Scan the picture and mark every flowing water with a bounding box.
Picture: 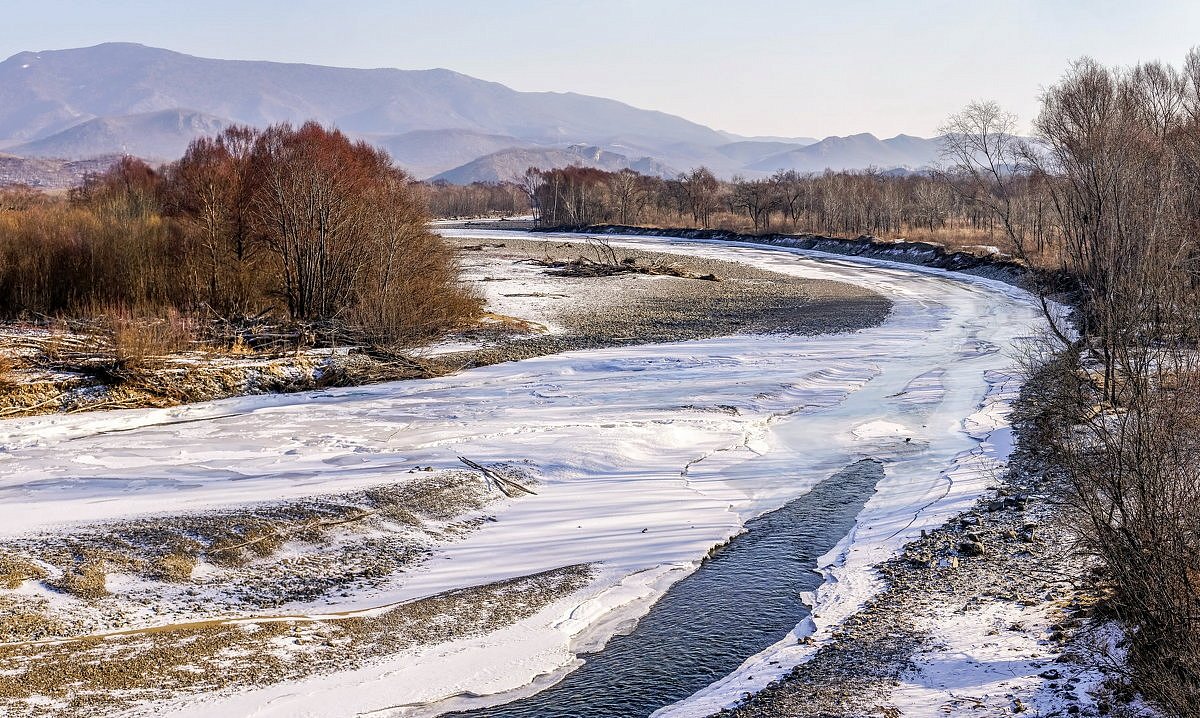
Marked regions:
[451,459,883,718]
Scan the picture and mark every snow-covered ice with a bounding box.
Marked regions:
[0,231,1048,716]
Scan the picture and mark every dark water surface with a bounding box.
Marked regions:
[449,459,883,718]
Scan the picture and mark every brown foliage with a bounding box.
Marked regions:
[424,180,526,218]
[0,123,480,347]
[1000,50,1200,716]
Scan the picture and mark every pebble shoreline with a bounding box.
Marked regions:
[443,236,893,366]
[713,379,1103,718]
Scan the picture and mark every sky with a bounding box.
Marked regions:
[2,0,1199,139]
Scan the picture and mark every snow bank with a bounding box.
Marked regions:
[0,230,1048,716]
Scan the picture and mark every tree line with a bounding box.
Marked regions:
[944,54,1200,716]
[421,164,1056,258]
[0,122,479,346]
[424,180,526,219]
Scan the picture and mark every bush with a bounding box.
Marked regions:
[0,124,481,347]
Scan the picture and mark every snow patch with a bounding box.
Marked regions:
[0,230,1050,716]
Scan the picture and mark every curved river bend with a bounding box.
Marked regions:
[0,231,1046,717]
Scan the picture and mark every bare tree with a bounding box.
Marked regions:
[680,167,719,228]
[607,169,648,225]
[519,167,544,222]
[938,101,1030,253]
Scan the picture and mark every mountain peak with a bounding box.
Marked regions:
[0,43,943,183]
[0,43,728,153]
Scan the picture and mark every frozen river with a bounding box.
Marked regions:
[0,231,1046,716]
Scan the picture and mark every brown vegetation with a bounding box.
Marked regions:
[464,163,1056,260]
[948,52,1200,716]
[0,554,46,590]
[48,562,109,600]
[424,180,526,218]
[0,123,481,350]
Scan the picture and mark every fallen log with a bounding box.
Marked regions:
[524,256,718,281]
[457,456,538,496]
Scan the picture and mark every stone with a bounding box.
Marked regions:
[959,540,986,557]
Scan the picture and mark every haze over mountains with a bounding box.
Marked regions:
[0,43,948,185]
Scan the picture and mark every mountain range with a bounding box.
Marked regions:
[0,43,948,185]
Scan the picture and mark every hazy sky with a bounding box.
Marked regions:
[3,0,1198,138]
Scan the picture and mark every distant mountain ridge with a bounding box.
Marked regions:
[0,43,948,183]
[433,145,675,184]
[748,133,946,173]
[8,109,231,161]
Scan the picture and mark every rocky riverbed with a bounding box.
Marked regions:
[713,377,1130,718]
[438,236,892,365]
[0,234,891,417]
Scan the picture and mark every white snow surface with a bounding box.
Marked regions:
[0,231,1048,716]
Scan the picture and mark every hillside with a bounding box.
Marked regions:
[0,44,948,182]
[8,109,230,161]
[750,133,946,173]
[0,154,123,189]
[0,43,724,151]
[364,129,534,179]
[433,145,674,184]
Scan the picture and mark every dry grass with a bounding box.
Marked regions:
[0,565,594,718]
[0,354,16,391]
[0,554,46,590]
[0,597,69,643]
[149,553,197,583]
[104,308,201,369]
[205,522,295,568]
[48,562,108,600]
[477,311,548,334]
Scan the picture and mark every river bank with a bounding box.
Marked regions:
[0,233,889,417]
[695,376,1111,718]
[0,231,1047,716]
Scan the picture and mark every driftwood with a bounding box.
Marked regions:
[457,456,538,497]
[526,255,718,281]
[0,394,65,417]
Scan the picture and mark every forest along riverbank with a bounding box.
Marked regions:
[0,233,888,417]
[0,232,1046,717]
[696,368,1106,718]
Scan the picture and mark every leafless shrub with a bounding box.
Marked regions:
[985,49,1200,716]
